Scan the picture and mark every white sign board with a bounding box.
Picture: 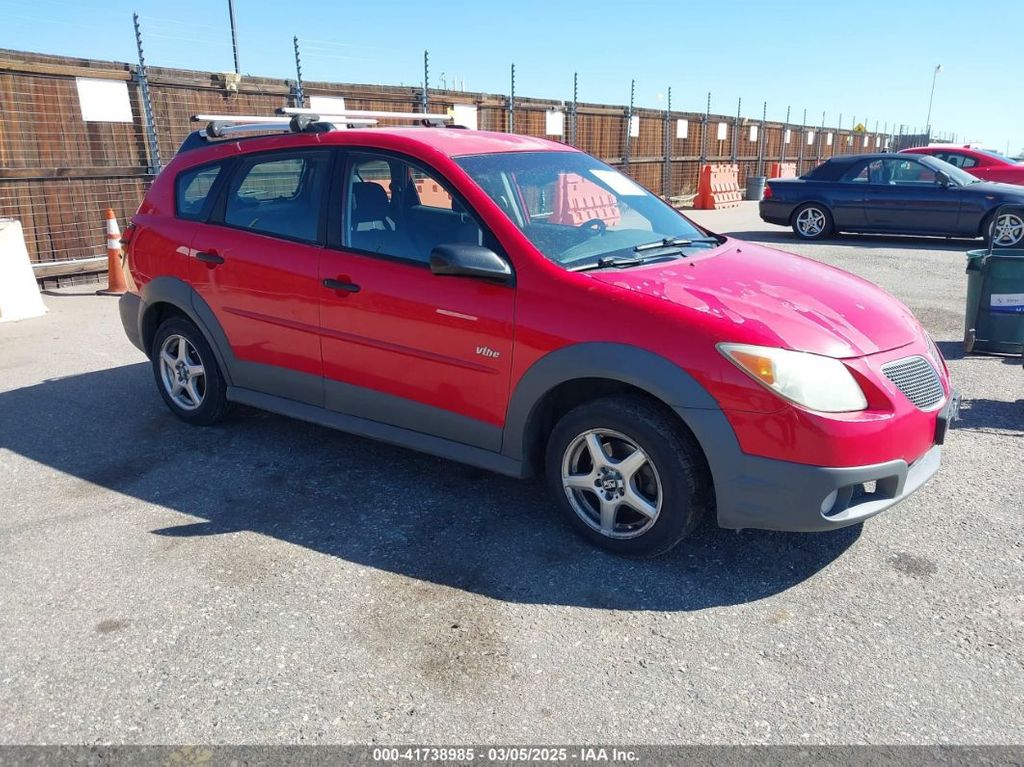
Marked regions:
[676,119,688,139]
[826,132,833,146]
[309,95,347,114]
[748,125,758,142]
[452,104,478,131]
[76,78,133,123]
[629,115,640,138]
[716,122,728,141]
[875,135,882,147]
[784,129,792,144]
[544,109,564,136]
[863,135,870,148]
[806,130,815,145]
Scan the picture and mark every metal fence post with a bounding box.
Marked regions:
[731,97,740,165]
[421,50,429,113]
[509,63,516,134]
[757,101,766,176]
[292,36,304,108]
[797,108,806,173]
[569,72,578,146]
[700,92,710,168]
[132,13,161,175]
[623,78,634,170]
[816,110,825,164]
[662,86,672,197]
[780,105,790,165]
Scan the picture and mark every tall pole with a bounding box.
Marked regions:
[227,0,240,75]
[662,86,672,197]
[293,36,304,108]
[569,72,578,146]
[925,64,942,138]
[421,51,429,113]
[757,100,766,176]
[623,78,635,170]
[731,97,740,165]
[700,91,710,167]
[509,63,516,134]
[133,12,160,175]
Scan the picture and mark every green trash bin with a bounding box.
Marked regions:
[964,205,1024,354]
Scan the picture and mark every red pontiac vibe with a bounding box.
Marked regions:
[118,116,958,556]
[901,145,1024,185]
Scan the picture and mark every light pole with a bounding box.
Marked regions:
[227,0,240,74]
[925,64,942,137]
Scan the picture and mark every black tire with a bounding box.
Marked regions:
[791,202,834,241]
[150,317,229,426]
[544,394,712,557]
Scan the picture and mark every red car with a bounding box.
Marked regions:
[118,112,957,556]
[901,145,1024,185]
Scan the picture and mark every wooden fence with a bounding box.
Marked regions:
[0,48,907,282]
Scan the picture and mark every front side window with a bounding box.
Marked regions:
[455,152,712,269]
[343,153,488,263]
[223,152,331,242]
[176,163,223,220]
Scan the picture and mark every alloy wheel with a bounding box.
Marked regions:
[796,206,827,237]
[993,213,1024,247]
[560,428,663,539]
[158,334,206,411]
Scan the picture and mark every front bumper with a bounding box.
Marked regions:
[678,406,946,532]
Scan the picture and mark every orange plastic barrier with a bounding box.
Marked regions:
[693,164,742,210]
[548,173,621,227]
[767,162,798,179]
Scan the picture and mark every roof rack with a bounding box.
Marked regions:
[177,106,456,154]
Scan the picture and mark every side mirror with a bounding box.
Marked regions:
[430,244,512,283]
[936,170,954,188]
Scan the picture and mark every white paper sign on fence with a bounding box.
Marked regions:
[309,95,347,114]
[545,109,564,136]
[76,78,133,123]
[452,104,478,131]
[629,115,640,138]
[716,122,727,141]
[785,129,792,144]
[749,125,758,142]
[806,131,815,145]
[676,119,688,139]
[827,132,833,146]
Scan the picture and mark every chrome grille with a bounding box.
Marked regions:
[881,356,944,410]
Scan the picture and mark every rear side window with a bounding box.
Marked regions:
[223,152,331,242]
[176,164,223,220]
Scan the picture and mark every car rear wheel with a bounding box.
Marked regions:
[792,203,834,240]
[544,394,711,557]
[151,317,229,426]
[991,211,1024,247]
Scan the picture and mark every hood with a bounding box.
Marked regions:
[589,240,923,358]
[966,180,1024,198]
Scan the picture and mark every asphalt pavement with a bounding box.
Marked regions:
[0,203,1021,745]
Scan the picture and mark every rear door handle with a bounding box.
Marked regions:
[323,278,361,293]
[195,251,225,265]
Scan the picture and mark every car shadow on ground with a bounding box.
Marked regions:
[722,230,978,253]
[0,363,861,611]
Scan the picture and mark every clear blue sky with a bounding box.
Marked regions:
[4,0,1022,153]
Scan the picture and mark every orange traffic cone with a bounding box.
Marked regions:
[96,208,127,296]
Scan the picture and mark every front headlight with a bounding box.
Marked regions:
[718,343,868,413]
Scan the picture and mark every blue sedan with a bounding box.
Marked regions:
[760,153,1024,246]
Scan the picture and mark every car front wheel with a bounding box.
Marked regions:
[792,203,834,240]
[991,211,1024,247]
[544,394,712,557]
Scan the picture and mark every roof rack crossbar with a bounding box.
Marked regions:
[277,107,451,127]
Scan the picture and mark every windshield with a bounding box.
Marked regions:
[455,151,715,269]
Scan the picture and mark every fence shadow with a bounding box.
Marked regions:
[0,363,860,611]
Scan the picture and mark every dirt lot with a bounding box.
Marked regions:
[1,202,1021,744]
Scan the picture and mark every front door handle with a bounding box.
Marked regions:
[323,278,361,293]
[195,251,225,265]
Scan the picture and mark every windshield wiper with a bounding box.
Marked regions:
[633,236,720,251]
[570,253,681,272]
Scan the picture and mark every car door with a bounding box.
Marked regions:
[318,150,515,451]
[829,158,870,229]
[863,157,961,234]
[189,149,332,404]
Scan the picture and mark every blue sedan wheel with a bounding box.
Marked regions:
[792,204,833,241]
[993,212,1024,247]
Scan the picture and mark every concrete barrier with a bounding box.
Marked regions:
[0,219,47,322]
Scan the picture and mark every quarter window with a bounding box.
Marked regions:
[224,152,331,242]
[175,163,223,220]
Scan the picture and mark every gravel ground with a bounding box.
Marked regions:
[0,203,1021,745]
